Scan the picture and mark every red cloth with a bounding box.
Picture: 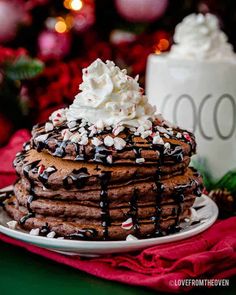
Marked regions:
[0,129,30,188]
[1,218,236,293]
[0,130,236,292]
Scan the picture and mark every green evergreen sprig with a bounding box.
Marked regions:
[4,56,44,81]
[192,158,236,195]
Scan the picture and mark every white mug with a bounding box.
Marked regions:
[146,54,236,180]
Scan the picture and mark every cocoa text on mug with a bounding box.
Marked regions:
[161,93,236,140]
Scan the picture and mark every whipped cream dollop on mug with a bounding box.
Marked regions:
[169,13,236,61]
[66,59,156,127]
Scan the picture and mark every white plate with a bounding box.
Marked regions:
[0,192,218,256]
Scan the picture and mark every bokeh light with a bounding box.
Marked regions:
[55,17,67,33]
[64,0,83,11]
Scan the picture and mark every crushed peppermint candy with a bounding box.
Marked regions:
[141,130,152,139]
[88,125,97,137]
[129,127,137,132]
[67,121,77,130]
[156,126,168,134]
[137,126,145,134]
[79,120,87,127]
[45,122,53,132]
[47,231,56,238]
[61,129,73,141]
[91,137,103,146]
[35,134,48,142]
[138,119,152,130]
[106,155,113,164]
[50,108,67,126]
[38,165,46,175]
[183,132,192,142]
[113,137,126,150]
[7,220,18,230]
[121,218,133,230]
[104,135,114,147]
[113,125,124,136]
[176,132,182,138]
[126,234,138,241]
[23,142,31,151]
[70,132,81,143]
[164,142,171,149]
[79,136,89,145]
[44,166,57,174]
[153,135,164,145]
[78,127,86,133]
[136,157,145,164]
[29,228,40,236]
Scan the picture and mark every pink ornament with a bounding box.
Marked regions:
[0,0,28,43]
[38,30,71,60]
[73,0,95,33]
[115,0,168,22]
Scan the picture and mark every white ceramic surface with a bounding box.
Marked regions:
[0,194,218,255]
[146,54,236,180]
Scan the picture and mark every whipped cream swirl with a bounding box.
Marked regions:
[170,13,236,61]
[66,59,156,127]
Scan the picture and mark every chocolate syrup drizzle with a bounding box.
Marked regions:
[65,228,98,240]
[128,188,140,236]
[23,160,41,213]
[99,171,111,240]
[63,168,89,189]
[0,190,14,207]
[39,223,50,236]
[38,166,57,188]
[20,160,57,224]
[152,144,165,237]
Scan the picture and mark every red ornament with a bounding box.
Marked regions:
[115,0,168,22]
[38,30,71,61]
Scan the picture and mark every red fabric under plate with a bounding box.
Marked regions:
[0,218,236,293]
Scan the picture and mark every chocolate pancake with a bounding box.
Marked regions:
[30,118,196,165]
[5,196,191,240]
[3,59,203,241]
[14,181,196,220]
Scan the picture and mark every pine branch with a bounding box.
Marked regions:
[5,56,44,81]
[215,170,236,195]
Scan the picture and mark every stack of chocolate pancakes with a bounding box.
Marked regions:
[4,116,202,241]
